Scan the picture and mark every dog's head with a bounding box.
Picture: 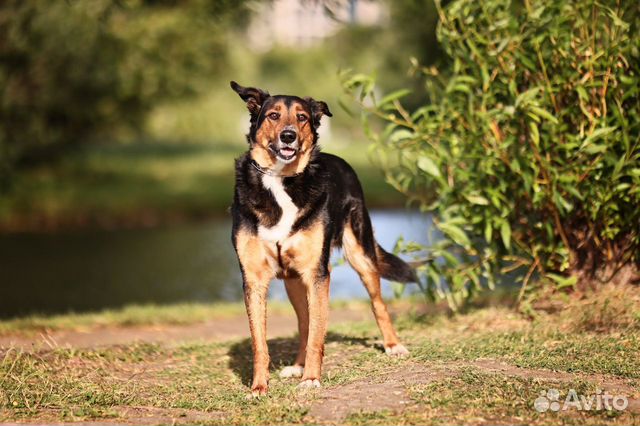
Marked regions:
[231,81,332,174]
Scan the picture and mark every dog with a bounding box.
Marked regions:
[230,81,417,396]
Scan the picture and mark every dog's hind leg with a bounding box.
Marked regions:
[280,277,308,378]
[343,221,409,356]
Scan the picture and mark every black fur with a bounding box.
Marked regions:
[231,122,417,284]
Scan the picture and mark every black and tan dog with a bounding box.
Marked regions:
[230,81,417,396]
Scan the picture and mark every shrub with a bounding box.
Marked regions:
[344,0,640,309]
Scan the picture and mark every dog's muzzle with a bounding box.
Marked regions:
[274,129,299,163]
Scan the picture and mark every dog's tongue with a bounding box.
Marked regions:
[280,148,296,156]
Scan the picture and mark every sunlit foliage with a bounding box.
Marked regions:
[344,0,640,309]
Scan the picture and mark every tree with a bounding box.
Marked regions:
[344,0,640,309]
[0,0,249,185]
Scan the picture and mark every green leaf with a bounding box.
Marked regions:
[417,156,442,178]
[439,222,471,248]
[389,129,414,143]
[500,221,512,250]
[603,6,630,29]
[576,86,589,102]
[466,194,490,205]
[484,222,493,243]
[447,83,472,95]
[584,144,608,154]
[546,273,578,289]
[529,122,540,146]
[529,106,559,124]
[581,126,617,150]
[379,89,411,106]
[515,87,540,107]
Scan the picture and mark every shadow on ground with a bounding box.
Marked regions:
[227,332,374,386]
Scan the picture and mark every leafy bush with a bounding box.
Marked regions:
[344,0,640,309]
[0,0,248,183]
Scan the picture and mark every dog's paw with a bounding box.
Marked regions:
[385,343,410,357]
[279,365,304,378]
[246,384,268,399]
[297,378,321,390]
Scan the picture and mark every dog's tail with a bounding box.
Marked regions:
[375,244,420,283]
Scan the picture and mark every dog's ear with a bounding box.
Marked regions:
[304,97,333,127]
[230,81,270,117]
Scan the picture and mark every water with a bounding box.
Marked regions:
[0,210,432,319]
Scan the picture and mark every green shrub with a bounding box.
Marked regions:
[344,0,640,309]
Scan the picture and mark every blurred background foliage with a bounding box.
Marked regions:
[2,0,637,311]
[0,0,250,172]
[0,0,439,230]
[345,0,640,309]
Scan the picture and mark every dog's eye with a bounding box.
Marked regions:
[297,114,308,122]
[268,112,280,120]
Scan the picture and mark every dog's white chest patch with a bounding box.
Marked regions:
[258,174,299,243]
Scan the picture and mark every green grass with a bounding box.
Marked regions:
[0,299,367,336]
[1,301,639,425]
[410,327,640,378]
[0,302,245,336]
[401,370,629,425]
[0,139,404,232]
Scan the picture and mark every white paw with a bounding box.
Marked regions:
[279,365,304,378]
[385,343,410,357]
[297,379,321,389]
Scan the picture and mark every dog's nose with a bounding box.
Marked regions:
[279,130,297,144]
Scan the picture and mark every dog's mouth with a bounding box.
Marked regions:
[277,146,298,161]
[268,143,299,163]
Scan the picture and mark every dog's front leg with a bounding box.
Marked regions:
[298,274,330,388]
[244,278,271,396]
[234,229,274,397]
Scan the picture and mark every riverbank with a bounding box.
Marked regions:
[0,140,404,233]
[1,287,638,425]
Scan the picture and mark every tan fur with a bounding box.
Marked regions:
[234,228,275,395]
[279,221,328,372]
[284,277,309,367]
[342,224,401,350]
[238,219,332,393]
[280,221,325,284]
[301,274,330,382]
[235,228,275,284]
[281,223,330,382]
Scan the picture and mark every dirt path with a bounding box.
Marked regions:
[4,356,638,425]
[2,308,639,425]
[0,406,224,425]
[307,360,640,423]
[0,309,368,350]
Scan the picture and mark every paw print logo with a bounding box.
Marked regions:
[534,389,561,412]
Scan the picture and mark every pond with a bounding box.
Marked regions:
[0,210,433,319]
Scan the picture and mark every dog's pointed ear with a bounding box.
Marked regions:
[230,81,270,117]
[304,97,333,127]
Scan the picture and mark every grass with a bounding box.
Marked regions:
[1,289,639,425]
[0,139,405,232]
[0,299,367,337]
[401,370,625,425]
[0,302,246,336]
